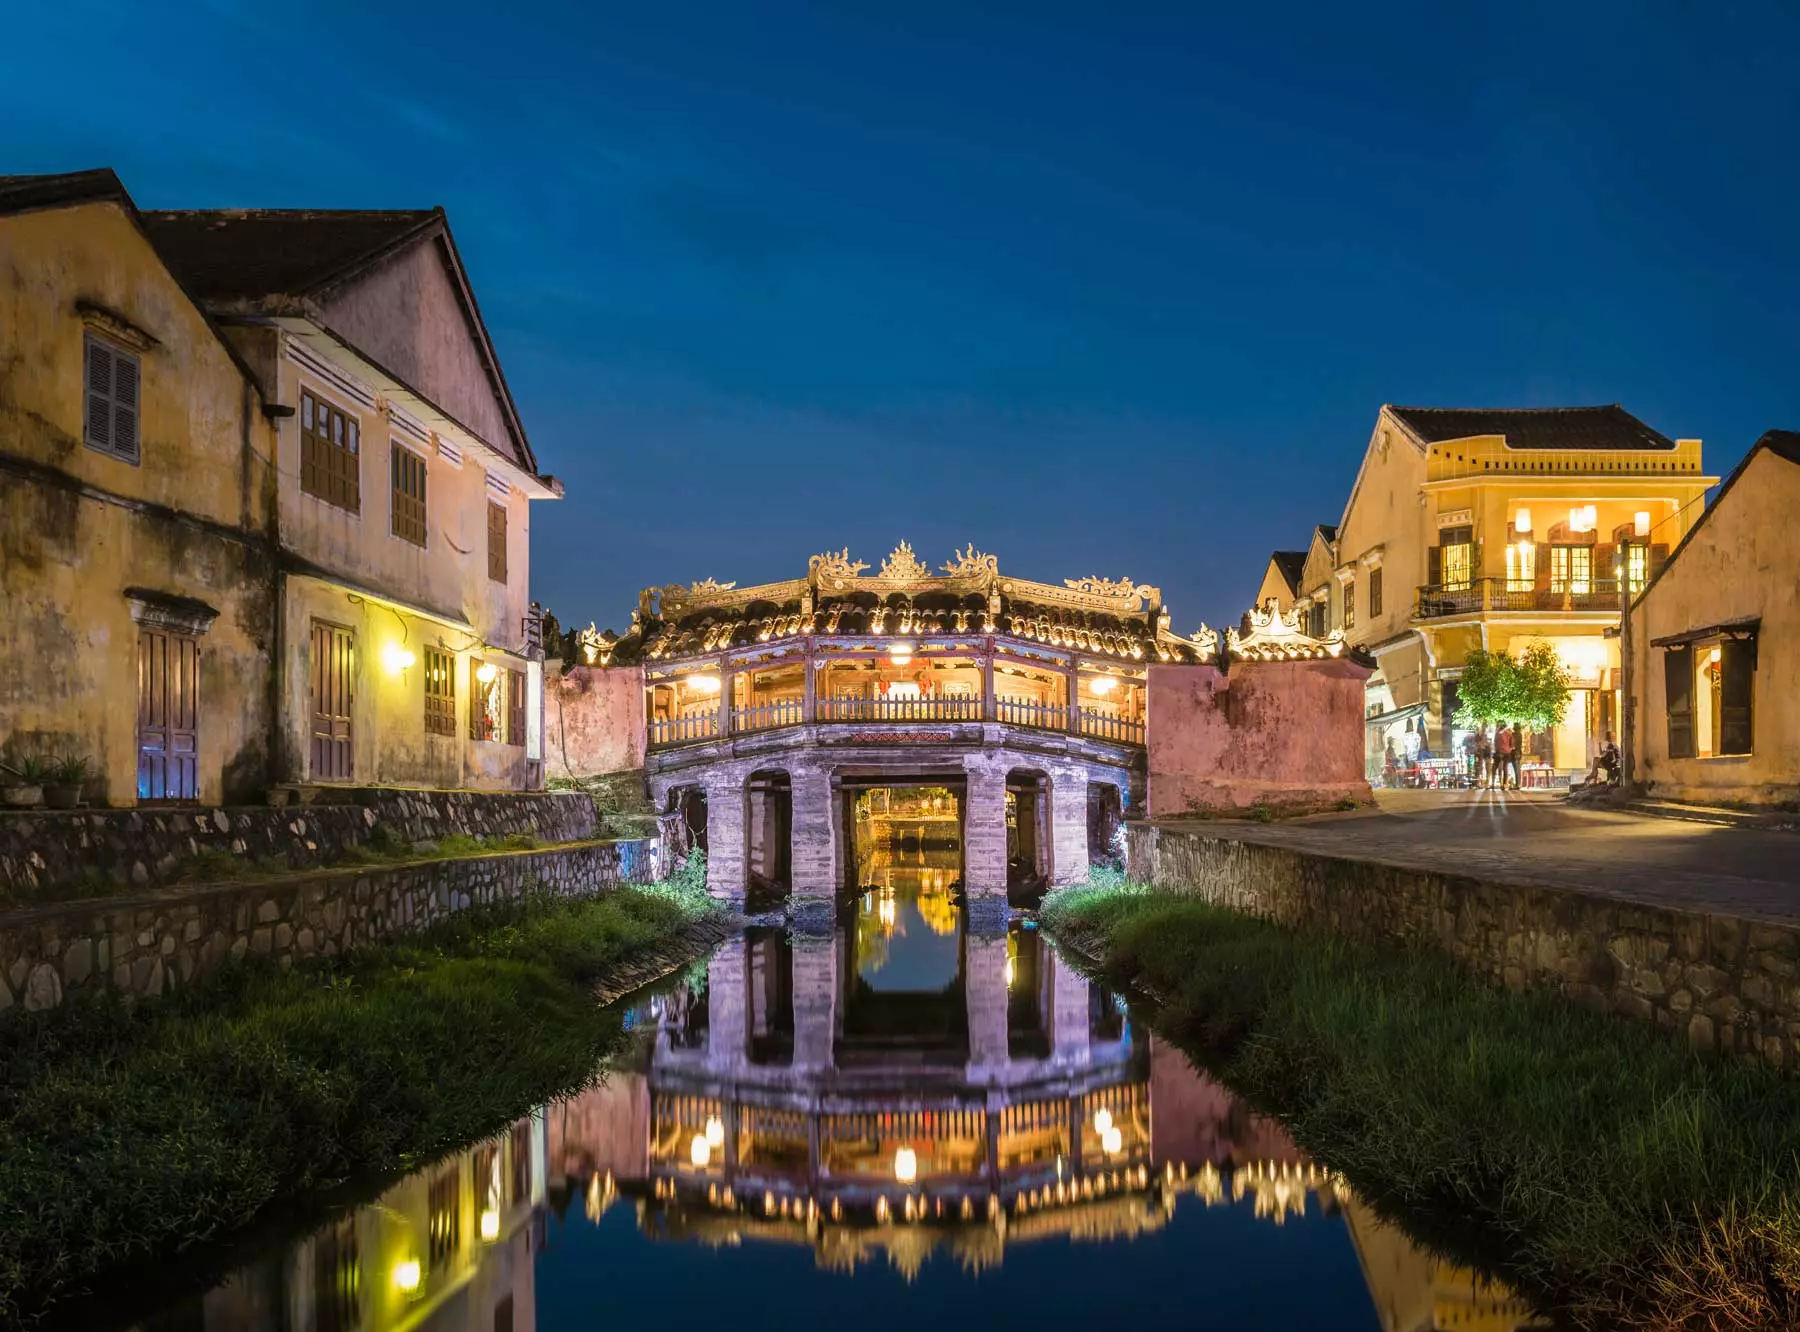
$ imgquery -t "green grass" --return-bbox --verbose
[1042,884,1800,1329]
[0,886,714,1328]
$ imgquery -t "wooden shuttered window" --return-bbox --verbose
[1343,580,1355,630]
[424,647,456,736]
[310,621,355,781]
[1368,567,1383,619]
[137,626,199,801]
[85,334,140,462]
[391,443,428,546]
[506,668,526,747]
[300,391,361,512]
[427,1164,460,1273]
[1719,637,1756,757]
[487,501,509,583]
[1664,644,1694,759]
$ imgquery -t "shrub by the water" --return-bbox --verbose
[0,887,711,1328]
[1043,885,1800,1329]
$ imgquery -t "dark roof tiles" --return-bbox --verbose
[1388,404,1676,452]
[138,208,441,304]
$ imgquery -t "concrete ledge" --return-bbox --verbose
[1126,822,1800,1071]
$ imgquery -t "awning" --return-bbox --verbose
[1650,616,1760,649]
[1365,702,1427,730]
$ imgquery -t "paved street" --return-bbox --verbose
[1173,790,1800,927]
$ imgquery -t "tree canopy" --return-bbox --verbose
[1453,645,1572,731]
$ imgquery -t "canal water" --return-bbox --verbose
[111,852,1535,1332]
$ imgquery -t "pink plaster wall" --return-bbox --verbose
[1147,658,1372,818]
[545,663,646,779]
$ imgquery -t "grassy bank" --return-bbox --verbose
[0,883,717,1327]
[1044,884,1800,1329]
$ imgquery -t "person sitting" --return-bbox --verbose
[1583,731,1621,788]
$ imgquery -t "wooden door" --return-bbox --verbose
[310,621,355,781]
[137,626,199,801]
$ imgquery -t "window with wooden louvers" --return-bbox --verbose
[300,390,361,512]
[85,335,140,462]
[391,443,427,546]
[424,647,456,736]
[1719,637,1756,756]
[1663,644,1694,759]
[487,500,508,583]
[506,668,526,747]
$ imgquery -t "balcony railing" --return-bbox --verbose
[1415,578,1625,619]
[648,714,720,747]
[647,695,1145,748]
[732,700,806,733]
[816,696,982,723]
[1077,709,1145,745]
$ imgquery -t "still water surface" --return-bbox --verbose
[118,851,1534,1332]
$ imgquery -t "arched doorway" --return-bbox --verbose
[745,768,793,907]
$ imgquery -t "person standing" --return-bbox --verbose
[1508,722,1525,789]
[1494,722,1515,790]
[1475,726,1493,788]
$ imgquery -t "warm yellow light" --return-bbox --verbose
[894,1146,918,1184]
[393,1258,422,1293]
[1513,507,1532,535]
[1569,504,1598,534]
[878,895,896,929]
[686,673,721,695]
[1090,676,1117,696]
[1003,955,1016,988]
[479,1208,500,1242]
[475,662,499,685]
[1634,510,1651,537]
[380,643,417,675]
[1092,1107,1114,1136]
[1102,1126,1124,1156]
[705,1115,725,1148]
[888,641,914,666]
[689,1133,711,1167]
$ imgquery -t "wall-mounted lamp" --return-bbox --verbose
[393,1258,422,1293]
[1090,676,1117,696]
[1512,507,1532,535]
[894,1147,918,1184]
[686,673,721,695]
[1634,511,1651,537]
[479,1208,501,1242]
[381,643,417,676]
[475,662,499,685]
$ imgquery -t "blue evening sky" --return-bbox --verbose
[7,2,1796,633]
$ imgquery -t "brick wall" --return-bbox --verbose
[1127,823,1800,1070]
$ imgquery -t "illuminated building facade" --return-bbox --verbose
[1281,405,1715,776]
[570,543,1211,903]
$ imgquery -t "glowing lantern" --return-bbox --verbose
[1634,510,1651,537]
[475,662,499,685]
[380,643,416,675]
[1090,676,1117,696]
[895,1147,918,1184]
[479,1208,501,1242]
[705,1115,725,1148]
[689,1133,711,1167]
[888,641,914,667]
[1092,1107,1114,1135]
[1102,1127,1124,1156]
[1513,507,1532,535]
[393,1258,422,1293]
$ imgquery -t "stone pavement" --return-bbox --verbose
[1163,788,1800,928]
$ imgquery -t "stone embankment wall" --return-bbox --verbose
[1127,823,1800,1070]
[0,837,659,1016]
[0,789,597,899]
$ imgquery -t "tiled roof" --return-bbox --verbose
[1269,551,1307,595]
[0,168,131,216]
[1760,429,1800,466]
[1388,404,1676,451]
[138,208,442,304]
[1315,524,1338,543]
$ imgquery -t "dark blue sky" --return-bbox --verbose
[9,2,1797,633]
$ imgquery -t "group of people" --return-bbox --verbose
[1464,722,1526,790]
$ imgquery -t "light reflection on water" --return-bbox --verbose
[111,890,1539,1332]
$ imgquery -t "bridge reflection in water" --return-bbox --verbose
[124,887,1543,1332]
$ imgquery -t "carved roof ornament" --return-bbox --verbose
[941,543,999,580]
[1065,574,1139,599]
[1189,623,1220,658]
[879,540,930,582]
[1227,598,1346,662]
[578,623,618,666]
[809,548,869,584]
[688,576,737,597]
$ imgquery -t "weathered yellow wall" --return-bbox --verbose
[0,203,277,804]
[1334,417,1429,648]
[1630,447,1800,805]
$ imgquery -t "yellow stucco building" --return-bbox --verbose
[0,171,280,805]
[1,170,562,806]
[1627,430,1800,807]
[1289,405,1715,778]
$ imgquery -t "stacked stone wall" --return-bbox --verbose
[0,789,597,900]
[1126,823,1800,1070]
[0,837,657,1016]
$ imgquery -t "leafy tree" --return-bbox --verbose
[1453,645,1571,730]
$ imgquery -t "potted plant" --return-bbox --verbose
[1,756,48,809]
[44,756,91,810]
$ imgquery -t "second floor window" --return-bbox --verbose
[391,443,428,546]
[1343,581,1355,630]
[1506,541,1537,591]
[301,391,361,512]
[1549,544,1592,594]
[1437,526,1473,591]
[84,334,141,463]
[1368,568,1383,619]
[487,501,509,583]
